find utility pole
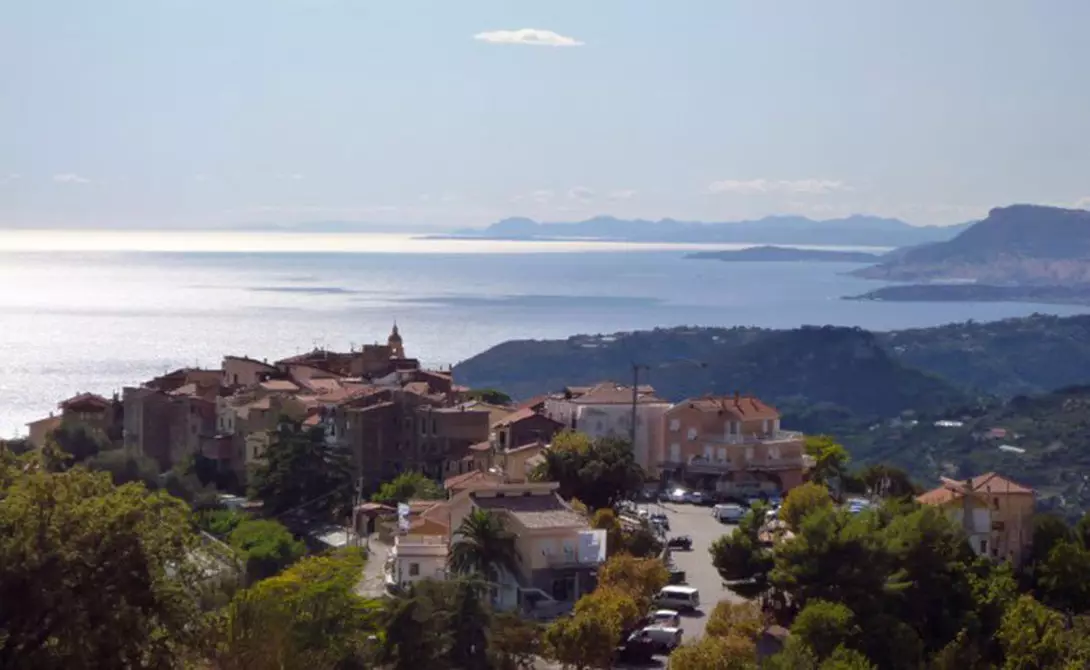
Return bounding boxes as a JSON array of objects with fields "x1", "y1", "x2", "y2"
[{"x1": 630, "y1": 363, "x2": 649, "y2": 449}]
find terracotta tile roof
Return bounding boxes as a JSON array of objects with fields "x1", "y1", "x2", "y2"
[
  {"x1": 967, "y1": 472, "x2": 1034, "y2": 495},
  {"x1": 493, "y1": 407, "x2": 536, "y2": 427},
  {"x1": 443, "y1": 469, "x2": 503, "y2": 492},
  {"x1": 506, "y1": 440, "x2": 547, "y2": 455},
  {"x1": 678, "y1": 395, "x2": 780, "y2": 420},
  {"x1": 917, "y1": 472, "x2": 1034, "y2": 505},
  {"x1": 58, "y1": 392, "x2": 110, "y2": 410},
  {"x1": 516, "y1": 395, "x2": 549, "y2": 411},
  {"x1": 473, "y1": 493, "x2": 586, "y2": 530},
  {"x1": 567, "y1": 382, "x2": 667, "y2": 405},
  {"x1": 260, "y1": 379, "x2": 301, "y2": 392},
  {"x1": 403, "y1": 381, "x2": 431, "y2": 396},
  {"x1": 302, "y1": 414, "x2": 321, "y2": 427},
  {"x1": 26, "y1": 415, "x2": 62, "y2": 429}
]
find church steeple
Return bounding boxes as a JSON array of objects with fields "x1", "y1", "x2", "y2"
[{"x1": 387, "y1": 322, "x2": 404, "y2": 358}]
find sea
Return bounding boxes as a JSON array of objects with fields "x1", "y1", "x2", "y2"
[{"x1": 2, "y1": 228, "x2": 1088, "y2": 437}]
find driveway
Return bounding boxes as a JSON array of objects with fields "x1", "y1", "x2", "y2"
[{"x1": 641, "y1": 501, "x2": 747, "y2": 640}]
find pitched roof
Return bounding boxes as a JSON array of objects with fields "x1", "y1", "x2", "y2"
[
  {"x1": 443, "y1": 469, "x2": 503, "y2": 492},
  {"x1": 469, "y1": 441, "x2": 492, "y2": 452},
  {"x1": 58, "y1": 392, "x2": 110, "y2": 410},
  {"x1": 493, "y1": 407, "x2": 537, "y2": 427},
  {"x1": 917, "y1": 472, "x2": 1034, "y2": 505},
  {"x1": 516, "y1": 394, "x2": 549, "y2": 411},
  {"x1": 567, "y1": 382, "x2": 667, "y2": 405},
  {"x1": 260, "y1": 379, "x2": 301, "y2": 393},
  {"x1": 677, "y1": 395, "x2": 780, "y2": 420},
  {"x1": 506, "y1": 440, "x2": 547, "y2": 455},
  {"x1": 473, "y1": 493, "x2": 586, "y2": 530}
]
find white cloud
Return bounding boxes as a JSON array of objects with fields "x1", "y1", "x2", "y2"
[
  {"x1": 707, "y1": 179, "x2": 849, "y2": 195},
  {"x1": 567, "y1": 186, "x2": 595, "y2": 202},
  {"x1": 53, "y1": 173, "x2": 91, "y2": 184},
  {"x1": 1075, "y1": 196, "x2": 1090, "y2": 210},
  {"x1": 607, "y1": 189, "x2": 637, "y2": 201},
  {"x1": 511, "y1": 189, "x2": 554, "y2": 204},
  {"x1": 474, "y1": 28, "x2": 584, "y2": 47}
]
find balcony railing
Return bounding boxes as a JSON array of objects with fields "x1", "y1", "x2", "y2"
[
  {"x1": 543, "y1": 549, "x2": 602, "y2": 568},
  {"x1": 711, "y1": 430, "x2": 804, "y2": 445}
]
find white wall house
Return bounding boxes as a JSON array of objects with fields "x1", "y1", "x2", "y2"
[
  {"x1": 544, "y1": 382, "x2": 670, "y2": 476},
  {"x1": 391, "y1": 534, "x2": 448, "y2": 589}
]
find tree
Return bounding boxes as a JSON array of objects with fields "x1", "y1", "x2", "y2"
[
  {"x1": 249, "y1": 418, "x2": 354, "y2": 516},
  {"x1": 709, "y1": 503, "x2": 775, "y2": 600},
  {"x1": 596, "y1": 553, "x2": 669, "y2": 613},
  {"x1": 532, "y1": 431, "x2": 644, "y2": 510},
  {"x1": 489, "y1": 612, "x2": 543, "y2": 670},
  {"x1": 47, "y1": 423, "x2": 108, "y2": 467},
  {"x1": 573, "y1": 586, "x2": 642, "y2": 636},
  {"x1": 669, "y1": 634, "x2": 758, "y2": 670},
  {"x1": 0, "y1": 465, "x2": 205, "y2": 669},
  {"x1": 371, "y1": 470, "x2": 445, "y2": 505},
  {"x1": 198, "y1": 508, "x2": 248, "y2": 537},
  {"x1": 998, "y1": 595, "x2": 1074, "y2": 670},
  {"x1": 382, "y1": 580, "x2": 459, "y2": 670},
  {"x1": 543, "y1": 609, "x2": 617, "y2": 670},
  {"x1": 466, "y1": 388, "x2": 513, "y2": 405},
  {"x1": 857, "y1": 464, "x2": 919, "y2": 498},
  {"x1": 780, "y1": 482, "x2": 834, "y2": 531},
  {"x1": 805, "y1": 435, "x2": 851, "y2": 489},
  {"x1": 821, "y1": 647, "x2": 877, "y2": 670},
  {"x1": 449, "y1": 509, "x2": 519, "y2": 583},
  {"x1": 1036, "y1": 539, "x2": 1090, "y2": 616},
  {"x1": 591, "y1": 508, "x2": 624, "y2": 557},
  {"x1": 704, "y1": 600, "x2": 763, "y2": 641},
  {"x1": 791, "y1": 600, "x2": 860, "y2": 660},
  {"x1": 228, "y1": 518, "x2": 305, "y2": 583},
  {"x1": 215, "y1": 549, "x2": 382, "y2": 670},
  {"x1": 448, "y1": 579, "x2": 492, "y2": 670}
]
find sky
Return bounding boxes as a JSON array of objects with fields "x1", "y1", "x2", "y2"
[{"x1": 2, "y1": 1, "x2": 1089, "y2": 231}]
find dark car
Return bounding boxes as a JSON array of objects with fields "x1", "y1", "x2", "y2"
[{"x1": 667, "y1": 535, "x2": 693, "y2": 551}]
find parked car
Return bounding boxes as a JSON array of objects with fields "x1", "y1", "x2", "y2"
[
  {"x1": 616, "y1": 634, "x2": 656, "y2": 664},
  {"x1": 683, "y1": 490, "x2": 704, "y2": 505},
  {"x1": 667, "y1": 488, "x2": 688, "y2": 503},
  {"x1": 667, "y1": 568, "x2": 687, "y2": 585},
  {"x1": 650, "y1": 512, "x2": 670, "y2": 531},
  {"x1": 649, "y1": 609, "x2": 682, "y2": 628},
  {"x1": 655, "y1": 585, "x2": 700, "y2": 611},
  {"x1": 634, "y1": 626, "x2": 683, "y2": 653},
  {"x1": 713, "y1": 503, "x2": 746, "y2": 523},
  {"x1": 667, "y1": 535, "x2": 693, "y2": 551}
]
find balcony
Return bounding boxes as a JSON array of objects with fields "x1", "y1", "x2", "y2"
[
  {"x1": 543, "y1": 548, "x2": 603, "y2": 568},
  {"x1": 713, "y1": 430, "x2": 804, "y2": 445}
]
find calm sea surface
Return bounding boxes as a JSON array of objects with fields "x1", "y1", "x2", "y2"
[{"x1": 2, "y1": 229, "x2": 1087, "y2": 436}]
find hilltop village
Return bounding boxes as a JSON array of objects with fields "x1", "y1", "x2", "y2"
[
  {"x1": 24, "y1": 324, "x2": 813, "y2": 498},
  {"x1": 8, "y1": 324, "x2": 1067, "y2": 668}
]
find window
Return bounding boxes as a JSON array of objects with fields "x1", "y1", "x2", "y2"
[
  {"x1": 744, "y1": 446, "x2": 754, "y2": 462},
  {"x1": 717, "y1": 447, "x2": 727, "y2": 462},
  {"x1": 669, "y1": 443, "x2": 681, "y2": 462},
  {"x1": 769, "y1": 445, "x2": 781, "y2": 460},
  {"x1": 409, "y1": 562, "x2": 420, "y2": 577},
  {"x1": 431, "y1": 419, "x2": 437, "y2": 435},
  {"x1": 993, "y1": 497, "x2": 1000, "y2": 510},
  {"x1": 669, "y1": 419, "x2": 680, "y2": 432},
  {"x1": 687, "y1": 427, "x2": 698, "y2": 441},
  {"x1": 979, "y1": 539, "x2": 988, "y2": 554}
]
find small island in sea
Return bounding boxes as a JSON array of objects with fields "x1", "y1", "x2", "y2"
[{"x1": 686, "y1": 245, "x2": 882, "y2": 263}]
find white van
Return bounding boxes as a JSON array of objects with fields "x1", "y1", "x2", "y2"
[
  {"x1": 654, "y1": 585, "x2": 701, "y2": 612},
  {"x1": 713, "y1": 503, "x2": 745, "y2": 523}
]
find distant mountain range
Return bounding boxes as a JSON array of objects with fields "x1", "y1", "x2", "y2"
[
  {"x1": 849, "y1": 204, "x2": 1090, "y2": 304},
  {"x1": 446, "y1": 215, "x2": 971, "y2": 248},
  {"x1": 687, "y1": 246, "x2": 883, "y2": 263}
]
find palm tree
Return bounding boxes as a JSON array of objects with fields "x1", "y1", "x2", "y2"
[{"x1": 449, "y1": 509, "x2": 519, "y2": 583}]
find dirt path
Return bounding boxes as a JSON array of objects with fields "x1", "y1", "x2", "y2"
[{"x1": 355, "y1": 534, "x2": 391, "y2": 599}]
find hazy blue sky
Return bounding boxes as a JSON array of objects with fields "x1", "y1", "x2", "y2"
[{"x1": 2, "y1": 1, "x2": 1089, "y2": 230}]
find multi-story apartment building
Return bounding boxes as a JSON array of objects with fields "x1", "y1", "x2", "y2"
[
  {"x1": 333, "y1": 388, "x2": 491, "y2": 487},
  {"x1": 544, "y1": 382, "x2": 670, "y2": 477},
  {"x1": 917, "y1": 472, "x2": 1035, "y2": 567},
  {"x1": 659, "y1": 394, "x2": 807, "y2": 497}
]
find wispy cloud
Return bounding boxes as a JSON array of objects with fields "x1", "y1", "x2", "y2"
[
  {"x1": 474, "y1": 29, "x2": 584, "y2": 47},
  {"x1": 707, "y1": 179, "x2": 849, "y2": 195},
  {"x1": 567, "y1": 186, "x2": 595, "y2": 202},
  {"x1": 0, "y1": 173, "x2": 20, "y2": 185},
  {"x1": 53, "y1": 173, "x2": 91, "y2": 184},
  {"x1": 511, "y1": 189, "x2": 554, "y2": 204},
  {"x1": 607, "y1": 189, "x2": 637, "y2": 201}
]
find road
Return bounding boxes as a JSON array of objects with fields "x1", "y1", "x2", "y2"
[{"x1": 641, "y1": 501, "x2": 747, "y2": 641}]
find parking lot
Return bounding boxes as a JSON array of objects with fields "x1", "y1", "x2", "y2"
[{"x1": 637, "y1": 500, "x2": 747, "y2": 641}]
